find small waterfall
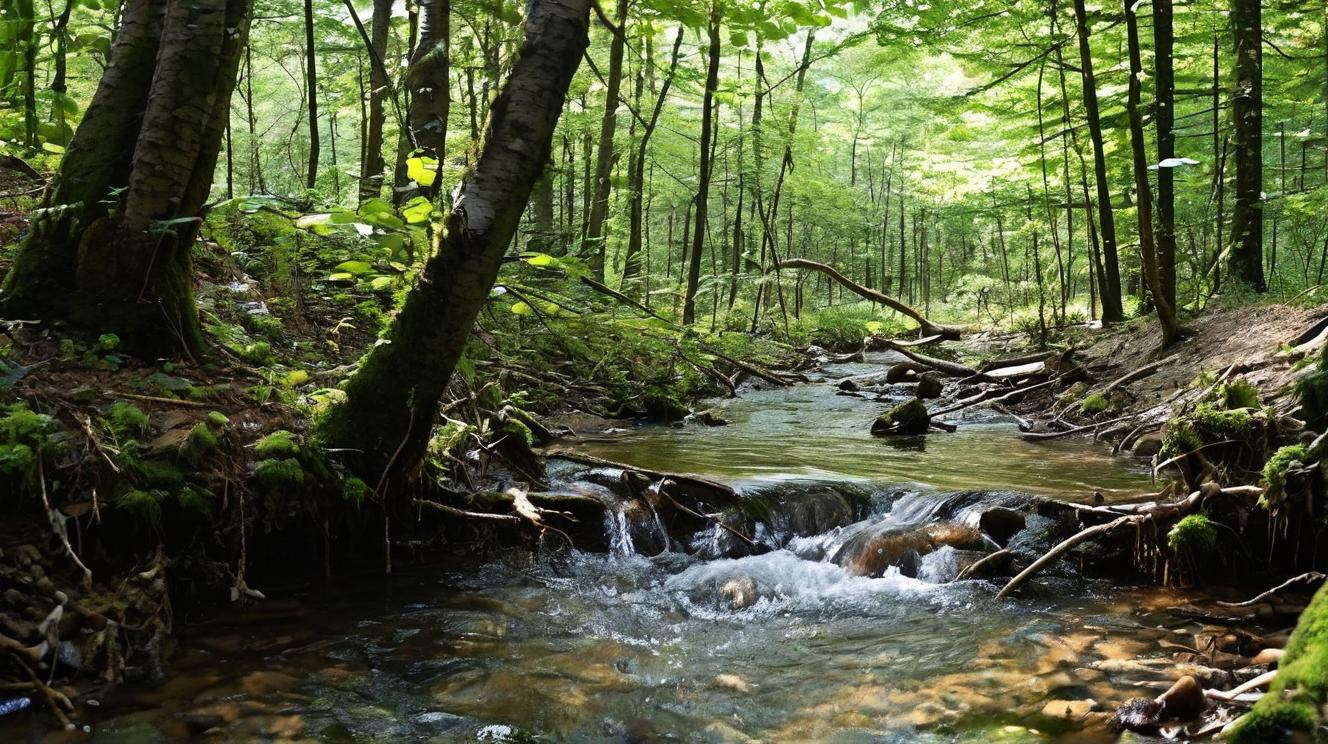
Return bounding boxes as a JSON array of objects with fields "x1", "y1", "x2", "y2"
[{"x1": 605, "y1": 510, "x2": 637, "y2": 558}]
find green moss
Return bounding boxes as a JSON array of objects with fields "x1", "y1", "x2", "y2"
[
  {"x1": 176, "y1": 485, "x2": 213, "y2": 517},
  {"x1": 236, "y1": 341, "x2": 273, "y2": 365},
  {"x1": 182, "y1": 423, "x2": 220, "y2": 465},
  {"x1": 116, "y1": 489, "x2": 163, "y2": 527},
  {"x1": 1, "y1": 403, "x2": 58, "y2": 449},
  {"x1": 207, "y1": 411, "x2": 230, "y2": 427},
  {"x1": 503, "y1": 417, "x2": 535, "y2": 447},
  {"x1": 1220, "y1": 378, "x2": 1261, "y2": 409},
  {"x1": 108, "y1": 401, "x2": 150, "y2": 437},
  {"x1": 1294, "y1": 358, "x2": 1328, "y2": 425},
  {"x1": 254, "y1": 458, "x2": 305, "y2": 489},
  {"x1": 1080, "y1": 393, "x2": 1109, "y2": 415},
  {"x1": 1167, "y1": 514, "x2": 1218, "y2": 555},
  {"x1": 117, "y1": 442, "x2": 187, "y2": 489},
  {"x1": 1262, "y1": 444, "x2": 1312, "y2": 508},
  {"x1": 1227, "y1": 584, "x2": 1328, "y2": 742},
  {"x1": 341, "y1": 476, "x2": 371, "y2": 507},
  {"x1": 255, "y1": 430, "x2": 300, "y2": 458},
  {"x1": 0, "y1": 443, "x2": 35, "y2": 479},
  {"x1": 1161, "y1": 419, "x2": 1201, "y2": 458}
]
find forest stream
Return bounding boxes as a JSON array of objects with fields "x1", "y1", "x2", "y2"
[{"x1": 6, "y1": 351, "x2": 1252, "y2": 743}]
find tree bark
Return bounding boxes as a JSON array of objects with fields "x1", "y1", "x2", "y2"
[
  {"x1": 1125, "y1": 0, "x2": 1178, "y2": 345},
  {"x1": 0, "y1": 0, "x2": 251, "y2": 358},
  {"x1": 621, "y1": 27, "x2": 682, "y2": 286},
  {"x1": 319, "y1": 0, "x2": 590, "y2": 483},
  {"x1": 584, "y1": 0, "x2": 628, "y2": 280},
  {"x1": 1070, "y1": 0, "x2": 1124, "y2": 321},
  {"x1": 400, "y1": 0, "x2": 450, "y2": 200},
  {"x1": 303, "y1": 0, "x2": 320, "y2": 189},
  {"x1": 1152, "y1": 0, "x2": 1176, "y2": 310},
  {"x1": 683, "y1": 9, "x2": 721, "y2": 325},
  {"x1": 1228, "y1": 0, "x2": 1264, "y2": 290},
  {"x1": 359, "y1": 0, "x2": 393, "y2": 202}
]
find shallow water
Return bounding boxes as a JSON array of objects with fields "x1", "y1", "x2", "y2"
[
  {"x1": 570, "y1": 352, "x2": 1153, "y2": 501},
  {"x1": 8, "y1": 354, "x2": 1205, "y2": 742}
]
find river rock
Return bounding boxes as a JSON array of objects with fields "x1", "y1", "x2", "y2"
[
  {"x1": 871, "y1": 398, "x2": 930, "y2": 435},
  {"x1": 977, "y1": 507, "x2": 1026, "y2": 546},
  {"x1": 1131, "y1": 434, "x2": 1164, "y2": 458},
  {"x1": 1040, "y1": 698, "x2": 1096, "y2": 719},
  {"x1": 837, "y1": 523, "x2": 985, "y2": 577},
  {"x1": 1156, "y1": 675, "x2": 1206, "y2": 721},
  {"x1": 721, "y1": 577, "x2": 759, "y2": 610},
  {"x1": 916, "y1": 372, "x2": 944, "y2": 399},
  {"x1": 837, "y1": 378, "x2": 860, "y2": 392}
]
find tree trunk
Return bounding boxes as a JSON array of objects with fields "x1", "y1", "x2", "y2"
[
  {"x1": 303, "y1": 0, "x2": 320, "y2": 189},
  {"x1": 1071, "y1": 0, "x2": 1124, "y2": 321},
  {"x1": 1152, "y1": 0, "x2": 1177, "y2": 310},
  {"x1": 1228, "y1": 0, "x2": 1264, "y2": 290},
  {"x1": 401, "y1": 0, "x2": 450, "y2": 200},
  {"x1": 621, "y1": 27, "x2": 682, "y2": 286},
  {"x1": 683, "y1": 9, "x2": 721, "y2": 325},
  {"x1": 359, "y1": 0, "x2": 392, "y2": 202},
  {"x1": 1126, "y1": 0, "x2": 1178, "y2": 345},
  {"x1": 584, "y1": 0, "x2": 628, "y2": 280},
  {"x1": 319, "y1": 0, "x2": 590, "y2": 483},
  {"x1": 0, "y1": 0, "x2": 251, "y2": 358}
]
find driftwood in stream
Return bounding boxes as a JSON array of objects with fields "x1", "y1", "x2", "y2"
[
  {"x1": 779, "y1": 258, "x2": 964, "y2": 339},
  {"x1": 996, "y1": 484, "x2": 1262, "y2": 599},
  {"x1": 881, "y1": 341, "x2": 978, "y2": 377}
]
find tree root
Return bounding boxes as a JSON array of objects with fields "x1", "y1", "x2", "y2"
[{"x1": 996, "y1": 485, "x2": 1262, "y2": 599}]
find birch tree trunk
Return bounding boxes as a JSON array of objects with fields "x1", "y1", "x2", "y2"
[{"x1": 320, "y1": 0, "x2": 590, "y2": 483}]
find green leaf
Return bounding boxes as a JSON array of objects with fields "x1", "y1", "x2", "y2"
[
  {"x1": 41, "y1": 142, "x2": 66, "y2": 154},
  {"x1": 334, "y1": 260, "x2": 373, "y2": 275},
  {"x1": 401, "y1": 196, "x2": 433, "y2": 225},
  {"x1": 406, "y1": 156, "x2": 439, "y2": 187}
]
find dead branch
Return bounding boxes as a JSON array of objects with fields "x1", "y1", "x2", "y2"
[
  {"x1": 780, "y1": 257, "x2": 963, "y2": 339},
  {"x1": 953, "y1": 549, "x2": 1012, "y2": 582},
  {"x1": 413, "y1": 498, "x2": 522, "y2": 524},
  {"x1": 1217, "y1": 572, "x2": 1327, "y2": 607},
  {"x1": 879, "y1": 340, "x2": 978, "y2": 377},
  {"x1": 656, "y1": 480, "x2": 757, "y2": 548}
]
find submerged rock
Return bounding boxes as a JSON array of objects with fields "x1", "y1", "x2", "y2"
[
  {"x1": 836, "y1": 522, "x2": 985, "y2": 578},
  {"x1": 721, "y1": 576, "x2": 759, "y2": 610},
  {"x1": 871, "y1": 398, "x2": 930, "y2": 436},
  {"x1": 978, "y1": 507, "x2": 1027, "y2": 546}
]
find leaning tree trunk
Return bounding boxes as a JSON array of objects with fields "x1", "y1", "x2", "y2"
[
  {"x1": 1070, "y1": 0, "x2": 1124, "y2": 322},
  {"x1": 319, "y1": 0, "x2": 590, "y2": 484},
  {"x1": 584, "y1": 0, "x2": 628, "y2": 281},
  {"x1": 0, "y1": 0, "x2": 251, "y2": 358},
  {"x1": 1228, "y1": 0, "x2": 1264, "y2": 291}
]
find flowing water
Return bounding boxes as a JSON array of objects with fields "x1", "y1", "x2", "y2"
[{"x1": 12, "y1": 354, "x2": 1224, "y2": 743}]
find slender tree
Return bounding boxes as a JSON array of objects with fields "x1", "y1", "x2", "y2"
[
  {"x1": 621, "y1": 26, "x2": 683, "y2": 285},
  {"x1": 1070, "y1": 0, "x2": 1124, "y2": 321},
  {"x1": 360, "y1": 0, "x2": 393, "y2": 202},
  {"x1": 1152, "y1": 0, "x2": 1176, "y2": 310},
  {"x1": 303, "y1": 0, "x2": 320, "y2": 189},
  {"x1": 1228, "y1": 0, "x2": 1264, "y2": 290},
  {"x1": 683, "y1": 6, "x2": 721, "y2": 325},
  {"x1": 584, "y1": 0, "x2": 629, "y2": 280},
  {"x1": 320, "y1": 0, "x2": 591, "y2": 481}
]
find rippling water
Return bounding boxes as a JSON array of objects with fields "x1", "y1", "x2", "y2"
[{"x1": 9, "y1": 354, "x2": 1203, "y2": 742}]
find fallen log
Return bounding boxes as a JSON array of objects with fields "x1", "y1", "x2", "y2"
[
  {"x1": 779, "y1": 257, "x2": 964, "y2": 339},
  {"x1": 980, "y1": 360, "x2": 1047, "y2": 380},
  {"x1": 931, "y1": 377, "x2": 1061, "y2": 418},
  {"x1": 1097, "y1": 357, "x2": 1171, "y2": 395},
  {"x1": 880, "y1": 341, "x2": 978, "y2": 377}
]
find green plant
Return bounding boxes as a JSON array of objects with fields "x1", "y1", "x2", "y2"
[
  {"x1": 255, "y1": 430, "x2": 300, "y2": 458},
  {"x1": 1167, "y1": 514, "x2": 1218, "y2": 555},
  {"x1": 1079, "y1": 393, "x2": 1109, "y2": 415},
  {"x1": 108, "y1": 401, "x2": 151, "y2": 437}
]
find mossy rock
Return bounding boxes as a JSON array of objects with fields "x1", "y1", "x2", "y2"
[
  {"x1": 1080, "y1": 393, "x2": 1109, "y2": 415},
  {"x1": 253, "y1": 458, "x2": 305, "y2": 490},
  {"x1": 871, "y1": 398, "x2": 930, "y2": 436},
  {"x1": 915, "y1": 372, "x2": 944, "y2": 400},
  {"x1": 1227, "y1": 583, "x2": 1328, "y2": 742},
  {"x1": 107, "y1": 401, "x2": 151, "y2": 437},
  {"x1": 255, "y1": 430, "x2": 300, "y2": 458}
]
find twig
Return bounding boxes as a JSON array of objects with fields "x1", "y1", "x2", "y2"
[
  {"x1": 413, "y1": 498, "x2": 522, "y2": 524},
  {"x1": 1217, "y1": 572, "x2": 1326, "y2": 607}
]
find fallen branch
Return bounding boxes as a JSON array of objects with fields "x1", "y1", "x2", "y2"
[
  {"x1": 1217, "y1": 572, "x2": 1327, "y2": 607},
  {"x1": 1098, "y1": 357, "x2": 1171, "y2": 395},
  {"x1": 780, "y1": 257, "x2": 963, "y2": 339},
  {"x1": 543, "y1": 450, "x2": 739, "y2": 504},
  {"x1": 996, "y1": 515, "x2": 1138, "y2": 599},
  {"x1": 413, "y1": 498, "x2": 522, "y2": 524},
  {"x1": 953, "y1": 549, "x2": 1012, "y2": 582},
  {"x1": 880, "y1": 340, "x2": 978, "y2": 377},
  {"x1": 1019, "y1": 412, "x2": 1138, "y2": 441},
  {"x1": 931, "y1": 377, "x2": 1060, "y2": 418},
  {"x1": 656, "y1": 479, "x2": 757, "y2": 548},
  {"x1": 1205, "y1": 670, "x2": 1278, "y2": 702}
]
